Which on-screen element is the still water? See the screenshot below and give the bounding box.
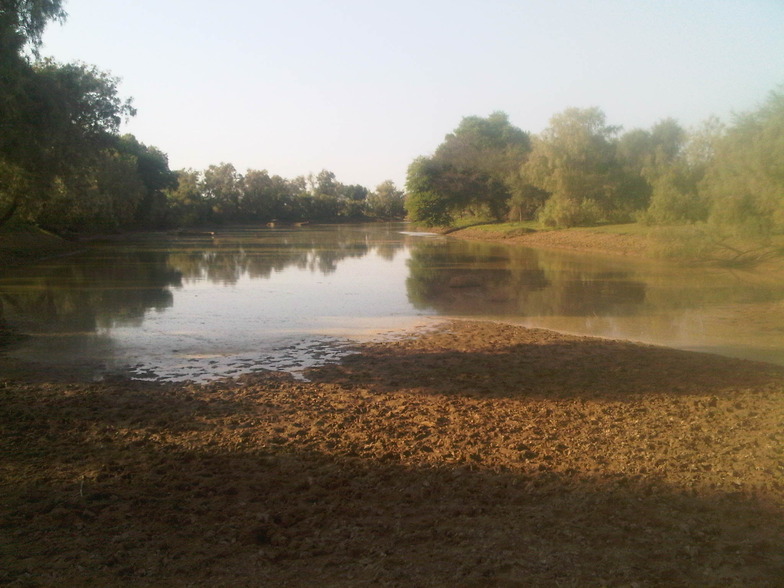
[2,223,783,381]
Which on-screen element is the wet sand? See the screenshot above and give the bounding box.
[2,320,784,586]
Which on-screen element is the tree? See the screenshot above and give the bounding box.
[367,180,405,219]
[340,184,370,219]
[405,112,531,226]
[524,107,626,227]
[202,163,242,221]
[0,59,135,228]
[117,134,177,227]
[36,148,145,232]
[240,169,275,220]
[405,157,455,226]
[436,111,530,178]
[700,89,784,239]
[1,2,147,231]
[0,0,66,57]
[617,118,707,225]
[166,169,210,226]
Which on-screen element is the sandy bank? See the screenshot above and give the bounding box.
[449,225,651,258]
[2,320,784,585]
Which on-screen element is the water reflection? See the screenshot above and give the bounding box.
[169,225,404,284]
[0,250,181,333]
[406,240,647,317]
[0,224,416,380]
[1,223,784,380]
[406,238,784,364]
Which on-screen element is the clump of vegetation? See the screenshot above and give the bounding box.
[405,88,784,263]
[0,2,405,236]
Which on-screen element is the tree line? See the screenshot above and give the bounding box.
[405,91,784,245]
[166,167,405,228]
[0,1,404,235]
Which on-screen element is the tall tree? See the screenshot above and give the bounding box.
[1,59,135,228]
[367,180,405,219]
[1,0,65,226]
[0,0,66,56]
[405,157,455,226]
[405,112,530,226]
[117,134,177,227]
[166,169,211,226]
[700,89,784,238]
[524,107,626,227]
[202,163,242,221]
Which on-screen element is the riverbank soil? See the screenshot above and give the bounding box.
[0,225,76,267]
[2,321,784,585]
[450,225,653,257]
[449,224,784,271]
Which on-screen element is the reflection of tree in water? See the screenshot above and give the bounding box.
[0,225,409,338]
[406,240,647,317]
[0,250,181,333]
[166,225,406,284]
[407,240,550,315]
[529,250,647,317]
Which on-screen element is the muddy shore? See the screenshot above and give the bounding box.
[450,226,651,258]
[2,320,783,586]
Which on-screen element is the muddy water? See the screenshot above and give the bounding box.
[1,223,783,381]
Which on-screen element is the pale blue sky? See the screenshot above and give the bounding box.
[41,0,784,189]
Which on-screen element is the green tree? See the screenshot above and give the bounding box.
[340,184,370,219]
[0,59,135,228]
[405,157,458,226]
[0,0,66,56]
[367,180,405,219]
[117,134,177,227]
[525,107,626,227]
[240,169,275,221]
[700,89,784,239]
[36,148,145,232]
[202,163,242,221]
[617,118,707,225]
[436,111,530,177]
[166,169,211,226]
[405,112,531,226]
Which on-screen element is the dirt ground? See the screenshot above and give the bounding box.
[451,226,652,258]
[2,320,784,586]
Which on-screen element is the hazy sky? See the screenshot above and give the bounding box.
[41,0,784,189]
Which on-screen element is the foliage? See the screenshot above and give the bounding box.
[405,112,531,226]
[367,180,405,219]
[407,88,783,259]
[700,90,784,238]
[161,165,404,227]
[0,0,66,56]
[1,51,138,230]
[405,157,456,226]
[2,0,781,244]
[523,107,630,227]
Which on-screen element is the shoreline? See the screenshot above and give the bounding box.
[442,224,784,274]
[2,319,783,585]
[446,224,652,258]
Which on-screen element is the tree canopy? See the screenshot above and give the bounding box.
[405,88,784,246]
[0,1,403,233]
[405,112,531,226]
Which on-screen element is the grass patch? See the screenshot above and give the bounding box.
[565,223,653,237]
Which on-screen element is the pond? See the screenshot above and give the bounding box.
[2,223,783,381]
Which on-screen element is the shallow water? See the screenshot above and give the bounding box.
[2,223,783,380]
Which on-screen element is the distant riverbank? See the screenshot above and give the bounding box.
[446,223,651,258]
[442,222,784,269]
